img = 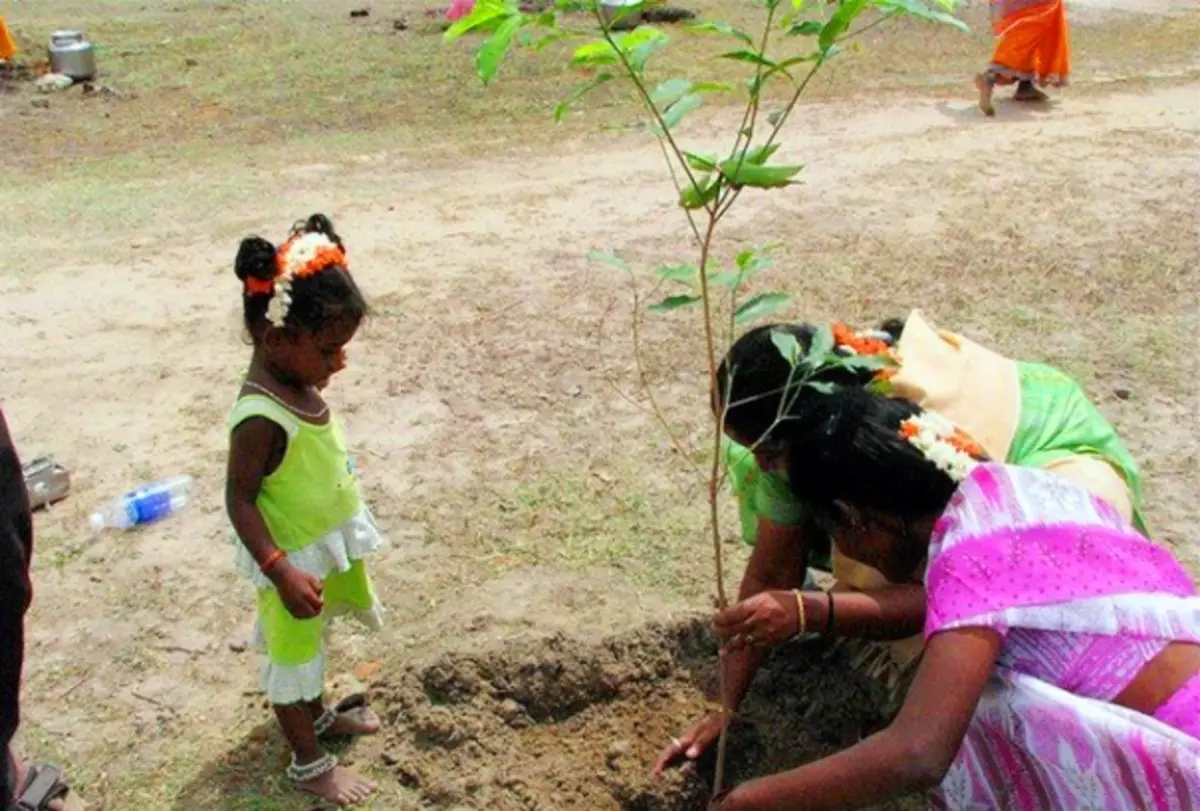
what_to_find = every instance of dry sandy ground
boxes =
[2,69,1199,807]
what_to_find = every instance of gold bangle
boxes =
[793,589,806,636]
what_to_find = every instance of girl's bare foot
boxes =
[290,755,377,807]
[299,764,377,807]
[975,74,995,117]
[324,706,382,738]
[1014,82,1049,102]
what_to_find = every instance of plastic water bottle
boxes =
[89,474,194,532]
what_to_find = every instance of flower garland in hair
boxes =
[244,232,348,328]
[899,411,985,482]
[831,322,900,387]
[832,322,893,356]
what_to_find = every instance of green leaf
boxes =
[629,29,670,71]
[587,251,630,271]
[742,143,782,165]
[649,294,702,313]
[875,0,969,31]
[718,159,803,188]
[770,53,820,77]
[651,77,693,108]
[720,49,783,72]
[734,248,774,279]
[555,72,614,121]
[663,93,703,129]
[806,324,835,365]
[679,174,720,209]
[708,269,740,289]
[820,0,870,51]
[684,151,719,171]
[571,38,619,66]
[771,331,802,366]
[694,80,737,94]
[688,21,755,45]
[532,31,577,52]
[476,14,524,84]
[838,353,890,372]
[807,381,837,395]
[444,0,515,43]
[735,293,790,324]
[656,264,698,285]
[787,20,824,35]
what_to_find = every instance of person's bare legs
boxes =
[1014,79,1049,102]
[275,703,376,806]
[975,73,996,116]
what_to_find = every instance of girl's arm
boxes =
[712,583,927,650]
[713,627,1002,811]
[226,417,324,619]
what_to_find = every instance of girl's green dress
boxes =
[229,394,385,706]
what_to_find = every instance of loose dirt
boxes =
[372,620,917,810]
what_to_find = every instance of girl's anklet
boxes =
[288,753,338,783]
[313,707,337,737]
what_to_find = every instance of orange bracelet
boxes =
[259,548,287,575]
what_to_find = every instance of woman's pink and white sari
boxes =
[924,464,1200,809]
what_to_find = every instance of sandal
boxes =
[21,457,71,512]
[8,763,69,811]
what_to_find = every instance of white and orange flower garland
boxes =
[243,232,347,327]
[899,412,985,482]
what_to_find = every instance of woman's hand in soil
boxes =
[652,712,725,776]
[271,562,325,619]
[712,591,799,651]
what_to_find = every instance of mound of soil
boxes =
[372,619,924,810]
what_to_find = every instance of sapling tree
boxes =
[445,0,966,796]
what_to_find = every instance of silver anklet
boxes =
[313,708,337,736]
[288,752,338,783]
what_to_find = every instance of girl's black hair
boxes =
[783,386,963,524]
[716,323,871,447]
[715,317,911,447]
[234,213,368,336]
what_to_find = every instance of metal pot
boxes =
[48,30,96,80]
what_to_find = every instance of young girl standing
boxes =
[225,214,383,807]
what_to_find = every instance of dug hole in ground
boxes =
[362,619,914,810]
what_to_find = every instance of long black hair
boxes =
[234,213,368,337]
[782,386,968,525]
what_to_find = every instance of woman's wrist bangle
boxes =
[793,589,806,636]
[260,548,287,575]
[824,590,835,635]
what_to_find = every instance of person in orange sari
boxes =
[975,0,1070,116]
[0,15,18,62]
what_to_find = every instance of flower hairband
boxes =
[832,322,893,356]
[899,412,984,482]
[831,322,900,386]
[244,232,348,327]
